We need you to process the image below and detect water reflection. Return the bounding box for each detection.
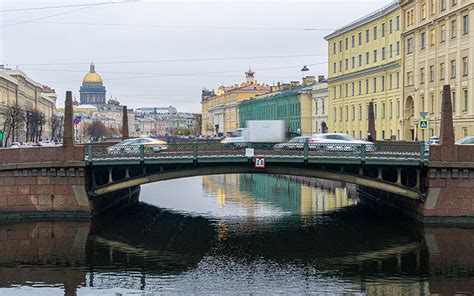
[202,174,357,217]
[0,175,473,294]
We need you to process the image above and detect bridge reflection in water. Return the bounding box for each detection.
[0,175,473,294]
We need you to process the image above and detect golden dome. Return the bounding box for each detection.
[82,62,103,83]
[83,72,103,83]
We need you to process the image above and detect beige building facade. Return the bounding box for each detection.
[201,70,272,137]
[0,66,57,145]
[401,0,473,141]
[325,2,404,141]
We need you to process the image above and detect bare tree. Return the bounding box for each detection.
[86,120,109,141]
[51,115,63,142]
[25,109,46,142]
[0,103,25,146]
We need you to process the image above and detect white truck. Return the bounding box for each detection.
[221,120,286,146]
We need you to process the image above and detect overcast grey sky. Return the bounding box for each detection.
[1,0,392,112]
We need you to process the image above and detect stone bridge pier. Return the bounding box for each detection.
[0,91,137,219]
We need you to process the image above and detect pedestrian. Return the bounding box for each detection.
[367,133,374,142]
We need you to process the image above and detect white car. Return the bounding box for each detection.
[456,136,474,145]
[274,133,376,152]
[107,137,168,154]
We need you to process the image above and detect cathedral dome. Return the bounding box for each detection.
[82,62,103,83]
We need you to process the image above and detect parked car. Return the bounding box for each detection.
[107,137,167,154]
[424,136,439,152]
[274,133,376,152]
[456,136,474,145]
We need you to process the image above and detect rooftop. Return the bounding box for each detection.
[324,1,400,40]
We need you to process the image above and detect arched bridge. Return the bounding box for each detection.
[86,141,429,200]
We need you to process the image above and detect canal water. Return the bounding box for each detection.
[0,174,472,295]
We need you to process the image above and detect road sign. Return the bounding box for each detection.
[73,117,81,125]
[419,120,429,130]
[255,158,266,169]
[420,112,428,119]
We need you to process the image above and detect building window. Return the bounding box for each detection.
[374,103,377,119]
[339,40,343,52]
[339,84,342,98]
[339,107,342,122]
[351,35,355,47]
[351,82,355,96]
[382,102,386,119]
[352,105,355,120]
[440,63,445,80]
[358,54,362,67]
[358,32,362,45]
[333,87,336,98]
[390,101,393,118]
[345,84,348,97]
[359,105,362,120]
[463,89,468,111]
[407,71,414,85]
[396,72,400,88]
[374,26,378,40]
[463,15,469,34]
[407,38,413,54]
[382,23,385,37]
[389,74,393,89]
[333,43,336,54]
[429,94,434,113]
[381,76,385,91]
[429,65,435,82]
[373,49,377,62]
[441,0,446,11]
[421,3,426,19]
[451,60,457,78]
[366,29,370,43]
[452,0,457,6]
[451,20,457,38]
[373,77,377,93]
[333,62,337,73]
[421,32,426,49]
[345,59,349,70]
[420,67,425,84]
[322,100,325,115]
[430,28,436,45]
[345,106,348,121]
[339,61,342,71]
[440,24,446,42]
[397,100,401,117]
[452,91,456,111]
[389,19,393,33]
[463,57,468,76]
[334,108,337,122]
[382,47,386,60]
[366,79,369,94]
[430,0,436,15]
[396,15,400,30]
[352,56,355,68]
[389,44,393,58]
[366,52,369,64]
[358,80,362,95]
[345,38,349,50]
[396,41,400,55]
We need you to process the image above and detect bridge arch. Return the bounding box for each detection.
[91,165,422,200]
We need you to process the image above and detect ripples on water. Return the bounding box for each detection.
[0,174,472,295]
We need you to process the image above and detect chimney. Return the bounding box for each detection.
[318,75,325,82]
[303,76,316,86]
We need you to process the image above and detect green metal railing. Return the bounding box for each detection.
[85,141,429,166]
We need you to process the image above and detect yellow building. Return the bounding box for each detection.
[201,70,272,137]
[401,0,473,141]
[325,2,404,140]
